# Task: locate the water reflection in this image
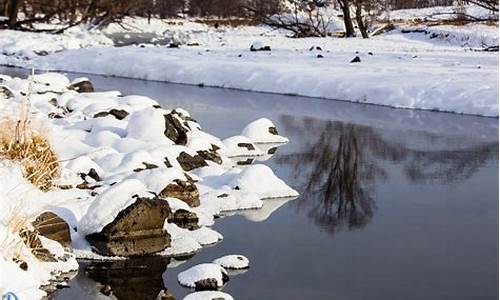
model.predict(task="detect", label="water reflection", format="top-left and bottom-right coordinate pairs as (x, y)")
top-left (278, 115), bottom-right (498, 236)
top-left (84, 256), bottom-right (171, 300)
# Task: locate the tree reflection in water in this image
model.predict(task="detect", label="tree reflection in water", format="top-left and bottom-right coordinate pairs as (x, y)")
top-left (277, 115), bottom-right (498, 236)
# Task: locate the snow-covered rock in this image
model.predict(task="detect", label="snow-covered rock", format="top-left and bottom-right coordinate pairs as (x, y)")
top-left (213, 255), bottom-right (250, 269)
top-left (78, 179), bottom-right (152, 236)
top-left (183, 291), bottom-right (234, 300)
top-left (222, 135), bottom-right (264, 157)
top-left (241, 118), bottom-right (289, 144)
top-left (177, 263), bottom-right (229, 289)
top-left (230, 164), bottom-right (299, 199)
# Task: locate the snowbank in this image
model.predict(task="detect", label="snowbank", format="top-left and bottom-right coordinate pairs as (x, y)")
top-left (0, 15), bottom-right (497, 117)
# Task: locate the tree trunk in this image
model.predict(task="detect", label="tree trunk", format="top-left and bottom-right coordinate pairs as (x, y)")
top-left (339, 0), bottom-right (355, 37)
top-left (355, 2), bottom-right (369, 39)
top-left (8, 0), bottom-right (21, 29)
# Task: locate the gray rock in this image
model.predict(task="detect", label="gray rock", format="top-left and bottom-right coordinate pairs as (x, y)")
top-left (177, 151), bottom-right (208, 171)
top-left (172, 209), bottom-right (199, 230)
top-left (69, 79), bottom-right (94, 93)
top-left (86, 196), bottom-right (172, 256)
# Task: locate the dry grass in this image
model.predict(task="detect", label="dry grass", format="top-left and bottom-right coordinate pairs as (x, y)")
top-left (0, 121), bottom-right (60, 191)
top-left (0, 206), bottom-right (38, 263)
top-left (0, 75), bottom-right (60, 191)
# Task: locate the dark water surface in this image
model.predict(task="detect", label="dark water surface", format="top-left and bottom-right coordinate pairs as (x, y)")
top-left (1, 67), bottom-right (498, 300)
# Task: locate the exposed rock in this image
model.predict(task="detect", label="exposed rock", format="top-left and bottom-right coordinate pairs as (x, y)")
top-left (194, 278), bottom-right (219, 291)
top-left (87, 168), bottom-right (101, 181)
top-left (12, 257), bottom-right (28, 271)
top-left (160, 176), bottom-right (200, 207)
top-left (196, 145), bottom-right (222, 165)
top-left (133, 162), bottom-right (159, 172)
top-left (177, 263), bottom-right (229, 289)
top-left (164, 157), bottom-right (173, 168)
top-left (250, 41), bottom-right (271, 51)
top-left (69, 79), bottom-right (94, 93)
top-left (86, 196), bottom-right (173, 256)
top-left (156, 289), bottom-right (176, 300)
top-left (0, 85), bottom-right (14, 98)
top-left (32, 211), bottom-right (72, 250)
top-left (237, 142), bottom-right (255, 150)
top-left (177, 151), bottom-right (208, 171)
top-left (268, 126), bottom-right (279, 135)
top-left (172, 209), bottom-right (199, 230)
top-left (164, 111), bottom-right (193, 145)
top-left (236, 158), bottom-right (254, 165)
top-left (350, 56), bottom-right (361, 63)
top-left (93, 109), bottom-right (129, 120)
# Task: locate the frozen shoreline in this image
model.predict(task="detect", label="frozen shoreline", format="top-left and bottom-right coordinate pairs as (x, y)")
top-left (0, 7), bottom-right (498, 117)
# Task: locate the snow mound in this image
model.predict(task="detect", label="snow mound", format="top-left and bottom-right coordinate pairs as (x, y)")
top-left (177, 263), bottom-right (229, 288)
top-left (78, 179), bottom-right (151, 235)
top-left (230, 164), bottom-right (299, 199)
top-left (241, 118), bottom-right (289, 144)
top-left (222, 135), bottom-right (263, 157)
top-left (183, 291), bottom-right (234, 300)
top-left (213, 255), bottom-right (249, 269)
top-left (126, 108), bottom-right (170, 143)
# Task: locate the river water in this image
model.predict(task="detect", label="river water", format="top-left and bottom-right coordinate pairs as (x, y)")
top-left (1, 67), bottom-right (498, 300)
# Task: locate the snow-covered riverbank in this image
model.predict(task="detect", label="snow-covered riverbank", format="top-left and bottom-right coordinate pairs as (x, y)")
top-left (0, 6), bottom-right (498, 117)
top-left (0, 72), bottom-right (297, 299)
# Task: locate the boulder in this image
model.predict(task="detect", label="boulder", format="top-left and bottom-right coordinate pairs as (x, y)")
top-left (177, 263), bottom-right (229, 289)
top-left (194, 278), bottom-right (219, 291)
top-left (32, 211), bottom-right (72, 250)
top-left (177, 151), bottom-right (208, 171)
top-left (164, 111), bottom-right (192, 145)
top-left (69, 79), bottom-right (95, 93)
top-left (86, 196), bottom-right (173, 256)
top-left (160, 176), bottom-right (200, 207)
top-left (172, 209), bottom-right (199, 230)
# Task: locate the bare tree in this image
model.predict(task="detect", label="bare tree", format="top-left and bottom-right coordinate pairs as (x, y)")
top-left (250, 0), bottom-right (335, 38)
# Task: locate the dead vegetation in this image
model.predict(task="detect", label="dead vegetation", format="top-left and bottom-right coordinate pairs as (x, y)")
top-left (0, 120), bottom-right (60, 191)
top-left (0, 78), bottom-right (60, 191)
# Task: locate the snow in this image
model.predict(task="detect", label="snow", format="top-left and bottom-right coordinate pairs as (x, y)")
top-left (241, 118), bottom-right (289, 144)
top-left (183, 291), bottom-right (234, 300)
top-left (0, 162), bottom-right (78, 300)
top-left (78, 179), bottom-right (152, 236)
top-left (0, 13), bottom-right (497, 117)
top-left (231, 164), bottom-right (299, 199)
top-left (213, 255), bottom-right (250, 269)
top-left (0, 71), bottom-right (299, 297)
top-left (126, 108), bottom-right (171, 143)
top-left (177, 263), bottom-right (228, 288)
top-left (222, 135), bottom-right (264, 157)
